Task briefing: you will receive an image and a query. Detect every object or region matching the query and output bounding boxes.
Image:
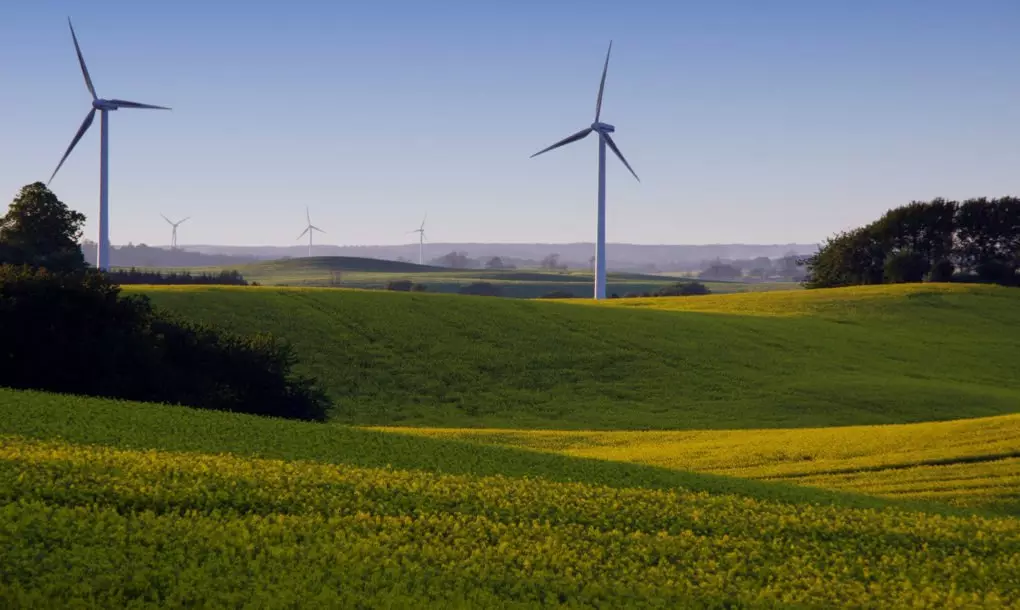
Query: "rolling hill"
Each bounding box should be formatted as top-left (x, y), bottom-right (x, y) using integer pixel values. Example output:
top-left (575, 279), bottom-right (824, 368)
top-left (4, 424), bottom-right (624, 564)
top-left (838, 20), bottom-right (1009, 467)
top-left (171, 255), bottom-right (787, 297)
top-left (2, 388), bottom-right (1018, 607)
top-left (387, 412), bottom-right (1020, 515)
top-left (132, 283), bottom-right (1020, 430)
top-left (4, 283), bottom-right (1020, 606)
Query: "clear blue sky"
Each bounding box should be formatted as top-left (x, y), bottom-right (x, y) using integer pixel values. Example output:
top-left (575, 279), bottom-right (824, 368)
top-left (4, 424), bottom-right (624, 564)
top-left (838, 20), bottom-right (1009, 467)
top-left (3, 0), bottom-right (1019, 248)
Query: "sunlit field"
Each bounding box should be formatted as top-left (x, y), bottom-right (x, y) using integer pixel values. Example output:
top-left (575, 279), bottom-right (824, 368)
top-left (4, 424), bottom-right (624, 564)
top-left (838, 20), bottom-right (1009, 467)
top-left (384, 413), bottom-right (1020, 515)
top-left (1, 390), bottom-right (1018, 608)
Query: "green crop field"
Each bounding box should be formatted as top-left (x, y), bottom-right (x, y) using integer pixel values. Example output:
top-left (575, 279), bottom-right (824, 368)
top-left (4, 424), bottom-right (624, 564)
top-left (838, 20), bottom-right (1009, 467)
top-left (1, 389), bottom-right (1019, 608)
top-left (149, 255), bottom-right (797, 297)
top-left (131, 283), bottom-right (1020, 430)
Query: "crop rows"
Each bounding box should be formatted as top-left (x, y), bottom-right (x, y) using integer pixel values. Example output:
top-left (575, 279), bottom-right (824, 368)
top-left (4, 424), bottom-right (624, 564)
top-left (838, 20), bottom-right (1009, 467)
top-left (398, 413), bottom-right (1020, 513)
top-left (1, 436), bottom-right (1019, 608)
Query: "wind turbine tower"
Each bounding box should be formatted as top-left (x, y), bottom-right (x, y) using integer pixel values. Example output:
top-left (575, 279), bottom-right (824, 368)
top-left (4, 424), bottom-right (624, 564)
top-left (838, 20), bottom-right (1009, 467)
top-left (161, 214), bottom-right (190, 250)
top-left (530, 41), bottom-right (640, 300)
top-left (297, 207), bottom-right (326, 257)
top-left (409, 214), bottom-right (427, 265)
top-left (47, 18), bottom-right (171, 270)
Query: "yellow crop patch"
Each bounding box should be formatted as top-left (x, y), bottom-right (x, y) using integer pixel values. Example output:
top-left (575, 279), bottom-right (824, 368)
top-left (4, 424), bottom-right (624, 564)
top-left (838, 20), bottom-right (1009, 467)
top-left (1, 435), bottom-right (1019, 607)
top-left (386, 413), bottom-right (1020, 512)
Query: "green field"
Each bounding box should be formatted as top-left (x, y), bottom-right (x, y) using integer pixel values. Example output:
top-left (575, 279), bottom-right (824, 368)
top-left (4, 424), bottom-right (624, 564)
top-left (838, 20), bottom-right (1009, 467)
top-left (148, 255), bottom-right (797, 298)
top-left (132, 283), bottom-right (1020, 430)
top-left (2, 389), bottom-right (1019, 607)
top-left (5, 281), bottom-right (1020, 606)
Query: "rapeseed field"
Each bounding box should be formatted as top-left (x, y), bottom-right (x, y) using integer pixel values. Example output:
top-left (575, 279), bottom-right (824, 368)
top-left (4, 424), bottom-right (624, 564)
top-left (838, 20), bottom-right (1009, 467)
top-left (2, 434), bottom-right (1019, 608)
top-left (393, 413), bottom-right (1020, 513)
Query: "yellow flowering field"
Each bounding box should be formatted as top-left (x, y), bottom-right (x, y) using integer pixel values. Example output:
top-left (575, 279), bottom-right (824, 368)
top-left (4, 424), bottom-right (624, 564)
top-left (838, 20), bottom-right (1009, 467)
top-left (386, 413), bottom-right (1020, 513)
top-left (1, 435), bottom-right (1019, 608)
top-left (587, 282), bottom-right (1012, 317)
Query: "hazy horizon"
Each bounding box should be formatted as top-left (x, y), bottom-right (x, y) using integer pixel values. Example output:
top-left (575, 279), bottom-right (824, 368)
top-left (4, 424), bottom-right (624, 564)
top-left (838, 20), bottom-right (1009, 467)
top-left (4, 1), bottom-right (1019, 248)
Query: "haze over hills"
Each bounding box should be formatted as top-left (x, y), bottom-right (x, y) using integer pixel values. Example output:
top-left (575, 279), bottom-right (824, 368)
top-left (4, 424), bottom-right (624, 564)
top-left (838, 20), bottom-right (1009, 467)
top-left (169, 242), bottom-right (817, 271)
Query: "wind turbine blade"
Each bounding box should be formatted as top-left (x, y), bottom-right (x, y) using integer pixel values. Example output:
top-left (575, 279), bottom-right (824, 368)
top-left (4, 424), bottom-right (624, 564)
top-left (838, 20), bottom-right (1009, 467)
top-left (68, 18), bottom-right (97, 100)
top-left (107, 99), bottom-right (171, 110)
top-left (297, 227), bottom-right (310, 240)
top-left (306, 206), bottom-right (311, 225)
top-left (48, 108), bottom-right (96, 185)
top-left (311, 226), bottom-right (326, 233)
top-left (161, 213), bottom-right (173, 225)
top-left (595, 41), bottom-right (612, 122)
top-left (530, 127), bottom-right (593, 158)
top-left (180, 217), bottom-right (190, 224)
top-left (603, 133), bottom-right (640, 182)
top-left (421, 212), bottom-right (427, 230)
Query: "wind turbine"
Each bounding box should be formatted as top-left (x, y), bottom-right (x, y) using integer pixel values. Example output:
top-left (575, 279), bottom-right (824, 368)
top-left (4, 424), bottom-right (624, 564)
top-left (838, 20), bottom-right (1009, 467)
top-left (297, 207), bottom-right (326, 257)
top-left (47, 18), bottom-right (171, 270)
top-left (161, 214), bottom-right (190, 250)
top-left (409, 213), bottom-right (427, 265)
top-left (530, 41), bottom-right (639, 300)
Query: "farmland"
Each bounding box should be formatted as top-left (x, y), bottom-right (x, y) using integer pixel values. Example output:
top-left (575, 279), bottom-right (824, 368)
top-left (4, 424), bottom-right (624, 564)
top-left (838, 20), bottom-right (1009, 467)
top-left (387, 412), bottom-right (1020, 515)
top-left (133, 282), bottom-right (1020, 430)
top-left (146, 255), bottom-right (796, 297)
top-left (2, 389), bottom-right (1020, 607)
top-left (5, 280), bottom-right (1020, 606)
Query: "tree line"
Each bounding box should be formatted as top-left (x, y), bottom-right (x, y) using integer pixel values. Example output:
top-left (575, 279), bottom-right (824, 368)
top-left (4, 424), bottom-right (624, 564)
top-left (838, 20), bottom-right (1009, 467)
top-left (108, 268), bottom-right (249, 285)
top-left (803, 197), bottom-right (1020, 288)
top-left (0, 183), bottom-right (328, 421)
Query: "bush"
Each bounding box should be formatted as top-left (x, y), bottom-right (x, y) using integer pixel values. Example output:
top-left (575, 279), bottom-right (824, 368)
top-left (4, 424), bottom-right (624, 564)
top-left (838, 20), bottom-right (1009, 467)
top-left (0, 265), bottom-right (329, 420)
top-left (459, 282), bottom-right (502, 297)
top-left (387, 280), bottom-right (413, 291)
top-left (539, 291), bottom-right (575, 299)
top-left (411, 283), bottom-right (427, 292)
top-left (655, 282), bottom-right (712, 297)
top-left (884, 250), bottom-right (930, 284)
top-left (927, 260), bottom-right (955, 282)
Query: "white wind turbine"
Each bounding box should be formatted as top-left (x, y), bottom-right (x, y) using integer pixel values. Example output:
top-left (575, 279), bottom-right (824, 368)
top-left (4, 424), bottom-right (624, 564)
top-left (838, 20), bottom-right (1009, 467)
top-left (47, 18), bottom-right (171, 270)
top-left (297, 207), bottom-right (326, 257)
top-left (409, 213), bottom-right (427, 265)
top-left (530, 41), bottom-right (639, 300)
top-left (161, 214), bottom-right (190, 250)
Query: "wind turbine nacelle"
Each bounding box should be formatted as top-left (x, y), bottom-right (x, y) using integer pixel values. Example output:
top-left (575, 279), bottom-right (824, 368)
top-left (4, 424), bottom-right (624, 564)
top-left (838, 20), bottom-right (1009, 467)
top-left (593, 122), bottom-right (615, 133)
top-left (93, 99), bottom-right (118, 111)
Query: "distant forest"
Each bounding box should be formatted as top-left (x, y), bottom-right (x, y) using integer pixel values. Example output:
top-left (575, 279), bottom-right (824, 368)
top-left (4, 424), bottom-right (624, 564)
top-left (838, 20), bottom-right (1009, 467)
top-left (79, 240), bottom-right (258, 268)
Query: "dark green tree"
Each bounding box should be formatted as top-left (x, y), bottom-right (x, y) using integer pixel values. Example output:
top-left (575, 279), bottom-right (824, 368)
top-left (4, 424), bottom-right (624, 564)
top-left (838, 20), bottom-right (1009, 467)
top-left (883, 250), bottom-right (929, 283)
top-left (802, 227), bottom-right (885, 288)
top-left (0, 183), bottom-right (86, 272)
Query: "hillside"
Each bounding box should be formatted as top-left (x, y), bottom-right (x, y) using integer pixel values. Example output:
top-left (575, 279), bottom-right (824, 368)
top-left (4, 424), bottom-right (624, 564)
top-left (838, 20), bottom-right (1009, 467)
top-left (178, 256), bottom-right (789, 297)
top-left (134, 283), bottom-right (1020, 430)
top-left (388, 413), bottom-right (1020, 515)
top-left (1, 389), bottom-right (1018, 607)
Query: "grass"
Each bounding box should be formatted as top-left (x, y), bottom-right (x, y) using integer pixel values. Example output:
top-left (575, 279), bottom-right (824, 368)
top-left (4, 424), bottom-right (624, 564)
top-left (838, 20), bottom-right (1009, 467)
top-left (383, 412), bottom-right (1020, 515)
top-left (130, 282), bottom-right (1020, 430)
top-left (152, 255), bottom-right (798, 297)
top-left (1, 388), bottom-right (1019, 607)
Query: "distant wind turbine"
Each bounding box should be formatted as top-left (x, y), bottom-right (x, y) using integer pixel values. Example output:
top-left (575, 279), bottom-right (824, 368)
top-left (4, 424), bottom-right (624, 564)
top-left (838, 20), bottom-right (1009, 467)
top-left (161, 214), bottom-right (190, 250)
top-left (408, 213), bottom-right (427, 265)
top-left (530, 41), bottom-right (639, 300)
top-left (47, 18), bottom-right (171, 270)
top-left (297, 207), bottom-right (326, 257)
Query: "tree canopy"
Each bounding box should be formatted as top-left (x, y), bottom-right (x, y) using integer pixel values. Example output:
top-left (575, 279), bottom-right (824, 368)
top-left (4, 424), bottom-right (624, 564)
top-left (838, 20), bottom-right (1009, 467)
top-left (0, 183), bottom-right (86, 273)
top-left (803, 197), bottom-right (1020, 288)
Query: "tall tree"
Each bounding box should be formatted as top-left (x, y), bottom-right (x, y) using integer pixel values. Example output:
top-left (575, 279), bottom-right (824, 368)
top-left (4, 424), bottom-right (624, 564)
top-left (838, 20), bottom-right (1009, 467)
top-left (0, 183), bottom-right (86, 273)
